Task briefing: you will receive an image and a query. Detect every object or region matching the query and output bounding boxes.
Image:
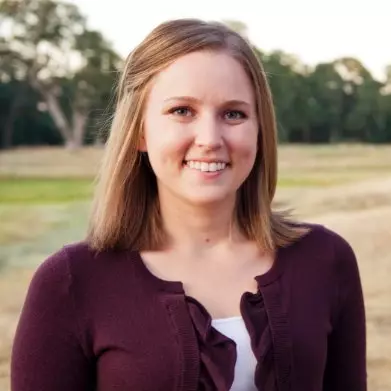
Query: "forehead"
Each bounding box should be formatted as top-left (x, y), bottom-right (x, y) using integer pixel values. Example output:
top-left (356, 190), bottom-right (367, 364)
top-left (147, 50), bottom-right (255, 104)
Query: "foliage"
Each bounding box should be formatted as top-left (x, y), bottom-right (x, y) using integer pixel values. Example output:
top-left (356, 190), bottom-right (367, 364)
top-left (0, 9), bottom-right (390, 148)
top-left (0, 0), bottom-right (120, 149)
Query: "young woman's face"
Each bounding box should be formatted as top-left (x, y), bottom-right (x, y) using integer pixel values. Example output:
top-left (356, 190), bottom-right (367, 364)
top-left (142, 50), bottom-right (258, 207)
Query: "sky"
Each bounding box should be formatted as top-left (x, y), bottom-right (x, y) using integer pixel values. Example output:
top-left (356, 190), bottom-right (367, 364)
top-left (70, 0), bottom-right (391, 81)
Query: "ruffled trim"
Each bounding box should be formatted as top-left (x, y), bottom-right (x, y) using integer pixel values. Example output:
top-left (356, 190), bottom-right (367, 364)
top-left (259, 281), bottom-right (292, 391)
top-left (183, 281), bottom-right (291, 391)
top-left (241, 290), bottom-right (277, 390)
top-left (186, 296), bottom-right (237, 391)
top-left (161, 282), bottom-right (291, 391)
top-left (157, 276), bottom-right (291, 390)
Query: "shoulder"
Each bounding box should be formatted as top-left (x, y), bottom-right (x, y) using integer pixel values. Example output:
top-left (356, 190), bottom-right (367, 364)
top-left (285, 223), bottom-right (362, 310)
top-left (294, 222), bottom-right (356, 260)
top-left (285, 222), bottom-right (359, 280)
top-left (32, 241), bottom-right (141, 292)
top-left (32, 242), bottom-right (95, 283)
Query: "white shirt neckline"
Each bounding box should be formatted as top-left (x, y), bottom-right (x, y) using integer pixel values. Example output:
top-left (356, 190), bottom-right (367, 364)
top-left (211, 316), bottom-right (258, 391)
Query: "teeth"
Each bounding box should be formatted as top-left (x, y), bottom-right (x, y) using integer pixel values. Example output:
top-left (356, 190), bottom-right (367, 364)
top-left (186, 161), bottom-right (227, 172)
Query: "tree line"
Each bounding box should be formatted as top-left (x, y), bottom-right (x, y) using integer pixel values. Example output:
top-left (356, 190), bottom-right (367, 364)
top-left (1, 0), bottom-right (390, 150)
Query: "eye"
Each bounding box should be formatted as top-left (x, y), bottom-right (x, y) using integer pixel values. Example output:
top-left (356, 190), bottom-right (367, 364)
top-left (169, 106), bottom-right (194, 117)
top-left (224, 110), bottom-right (247, 121)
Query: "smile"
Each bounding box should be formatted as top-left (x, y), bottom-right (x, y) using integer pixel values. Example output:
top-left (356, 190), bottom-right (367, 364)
top-left (184, 160), bottom-right (229, 172)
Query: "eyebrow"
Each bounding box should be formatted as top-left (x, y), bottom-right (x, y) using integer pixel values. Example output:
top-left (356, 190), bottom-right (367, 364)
top-left (163, 96), bottom-right (252, 107)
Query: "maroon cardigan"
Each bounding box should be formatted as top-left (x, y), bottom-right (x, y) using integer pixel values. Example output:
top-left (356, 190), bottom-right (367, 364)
top-left (11, 224), bottom-right (367, 390)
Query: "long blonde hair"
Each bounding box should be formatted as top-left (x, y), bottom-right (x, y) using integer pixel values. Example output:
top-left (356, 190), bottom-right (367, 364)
top-left (87, 18), bottom-right (309, 253)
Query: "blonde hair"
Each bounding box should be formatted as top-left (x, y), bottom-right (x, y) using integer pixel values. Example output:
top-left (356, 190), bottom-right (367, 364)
top-left (87, 18), bottom-right (309, 253)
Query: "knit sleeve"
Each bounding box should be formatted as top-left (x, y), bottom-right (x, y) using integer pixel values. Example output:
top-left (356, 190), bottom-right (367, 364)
top-left (323, 235), bottom-right (367, 391)
top-left (11, 248), bottom-right (94, 391)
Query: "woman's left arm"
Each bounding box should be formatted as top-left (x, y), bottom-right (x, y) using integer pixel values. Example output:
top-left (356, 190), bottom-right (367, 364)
top-left (323, 236), bottom-right (367, 391)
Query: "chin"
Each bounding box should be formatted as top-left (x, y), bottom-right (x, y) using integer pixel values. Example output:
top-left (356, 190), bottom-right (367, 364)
top-left (182, 190), bottom-right (235, 207)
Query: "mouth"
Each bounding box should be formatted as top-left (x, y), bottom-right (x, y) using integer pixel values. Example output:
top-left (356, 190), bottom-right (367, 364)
top-left (183, 160), bottom-right (231, 173)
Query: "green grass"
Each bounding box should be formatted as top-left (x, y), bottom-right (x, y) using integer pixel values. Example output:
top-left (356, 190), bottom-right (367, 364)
top-left (0, 174), bottom-right (348, 208)
top-left (0, 174), bottom-right (340, 206)
top-left (0, 177), bottom-right (94, 204)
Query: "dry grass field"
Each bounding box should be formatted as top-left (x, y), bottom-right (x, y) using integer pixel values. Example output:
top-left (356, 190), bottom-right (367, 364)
top-left (0, 144), bottom-right (390, 390)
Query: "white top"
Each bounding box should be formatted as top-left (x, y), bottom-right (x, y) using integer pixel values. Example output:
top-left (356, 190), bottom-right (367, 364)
top-left (211, 316), bottom-right (258, 391)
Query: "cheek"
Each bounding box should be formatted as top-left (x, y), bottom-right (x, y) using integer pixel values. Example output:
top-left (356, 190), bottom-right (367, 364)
top-left (144, 119), bottom-right (192, 167)
top-left (229, 127), bottom-right (258, 162)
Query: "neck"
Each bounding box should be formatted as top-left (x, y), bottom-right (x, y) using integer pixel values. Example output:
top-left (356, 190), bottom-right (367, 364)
top-left (158, 192), bottom-right (243, 256)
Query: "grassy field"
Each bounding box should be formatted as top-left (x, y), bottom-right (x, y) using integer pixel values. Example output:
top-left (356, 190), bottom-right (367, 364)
top-left (0, 145), bottom-right (391, 390)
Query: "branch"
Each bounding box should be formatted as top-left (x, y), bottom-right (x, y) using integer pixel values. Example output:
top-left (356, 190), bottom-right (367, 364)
top-left (0, 48), bottom-right (34, 67)
top-left (0, 49), bottom-right (13, 56)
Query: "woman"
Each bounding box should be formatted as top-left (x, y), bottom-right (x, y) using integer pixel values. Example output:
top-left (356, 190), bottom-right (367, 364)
top-left (11, 19), bottom-right (366, 391)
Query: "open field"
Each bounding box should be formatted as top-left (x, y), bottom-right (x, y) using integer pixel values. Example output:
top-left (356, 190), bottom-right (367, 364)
top-left (0, 145), bottom-right (390, 390)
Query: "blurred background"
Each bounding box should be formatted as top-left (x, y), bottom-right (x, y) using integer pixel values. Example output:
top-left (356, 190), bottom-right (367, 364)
top-left (0, 0), bottom-right (390, 390)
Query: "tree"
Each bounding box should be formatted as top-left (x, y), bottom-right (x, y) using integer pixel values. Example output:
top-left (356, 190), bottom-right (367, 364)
top-left (260, 50), bottom-right (311, 142)
top-left (306, 62), bottom-right (345, 142)
top-left (377, 65), bottom-right (391, 142)
top-left (0, 80), bottom-right (63, 149)
top-left (0, 80), bottom-right (26, 148)
top-left (333, 57), bottom-right (377, 142)
top-left (0, 0), bottom-right (120, 149)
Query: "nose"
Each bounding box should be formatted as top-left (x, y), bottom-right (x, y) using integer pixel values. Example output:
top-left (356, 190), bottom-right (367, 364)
top-left (194, 114), bottom-right (223, 151)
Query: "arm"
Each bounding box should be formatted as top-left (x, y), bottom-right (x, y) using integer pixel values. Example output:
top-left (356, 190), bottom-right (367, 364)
top-left (11, 248), bottom-right (94, 391)
top-left (323, 236), bottom-right (367, 391)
